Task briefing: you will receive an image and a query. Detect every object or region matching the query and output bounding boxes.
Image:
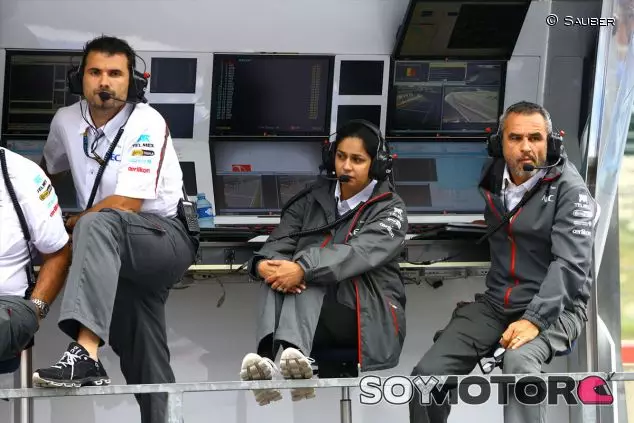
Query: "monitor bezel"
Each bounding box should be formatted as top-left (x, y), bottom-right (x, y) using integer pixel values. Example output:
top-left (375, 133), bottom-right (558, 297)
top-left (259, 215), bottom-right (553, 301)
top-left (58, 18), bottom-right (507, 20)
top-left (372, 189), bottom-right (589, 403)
top-left (209, 53), bottom-right (336, 138)
top-left (386, 58), bottom-right (507, 138)
top-left (2, 49), bottom-right (83, 141)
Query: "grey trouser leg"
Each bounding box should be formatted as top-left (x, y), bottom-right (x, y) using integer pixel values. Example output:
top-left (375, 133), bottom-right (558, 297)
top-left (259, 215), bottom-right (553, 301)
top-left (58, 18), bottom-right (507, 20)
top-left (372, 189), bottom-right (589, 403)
top-left (409, 296), bottom-right (512, 423)
top-left (502, 308), bottom-right (584, 423)
top-left (109, 282), bottom-right (172, 423)
top-left (256, 283), bottom-right (329, 357)
top-left (0, 296), bottom-right (38, 364)
top-left (58, 209), bottom-right (197, 423)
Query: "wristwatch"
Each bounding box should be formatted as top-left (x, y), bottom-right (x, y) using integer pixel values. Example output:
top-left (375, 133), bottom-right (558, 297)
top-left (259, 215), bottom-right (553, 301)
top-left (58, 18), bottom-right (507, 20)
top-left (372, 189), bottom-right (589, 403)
top-left (30, 298), bottom-right (50, 319)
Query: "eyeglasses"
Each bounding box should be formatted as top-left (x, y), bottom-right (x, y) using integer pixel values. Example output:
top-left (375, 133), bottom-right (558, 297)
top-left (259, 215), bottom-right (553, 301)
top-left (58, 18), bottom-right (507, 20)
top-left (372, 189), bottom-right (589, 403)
top-left (82, 128), bottom-right (106, 166)
top-left (474, 342), bottom-right (505, 374)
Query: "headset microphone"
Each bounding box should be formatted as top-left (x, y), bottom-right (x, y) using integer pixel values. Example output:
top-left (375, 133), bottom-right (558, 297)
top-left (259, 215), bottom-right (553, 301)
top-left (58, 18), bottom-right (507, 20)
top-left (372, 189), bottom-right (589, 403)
top-left (323, 174), bottom-right (351, 183)
top-left (522, 158), bottom-right (562, 172)
top-left (98, 91), bottom-right (137, 104)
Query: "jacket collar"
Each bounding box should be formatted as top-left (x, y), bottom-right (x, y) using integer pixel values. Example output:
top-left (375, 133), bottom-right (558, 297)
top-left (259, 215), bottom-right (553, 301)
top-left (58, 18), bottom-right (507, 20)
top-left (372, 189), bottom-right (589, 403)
top-left (479, 152), bottom-right (566, 194)
top-left (311, 176), bottom-right (393, 223)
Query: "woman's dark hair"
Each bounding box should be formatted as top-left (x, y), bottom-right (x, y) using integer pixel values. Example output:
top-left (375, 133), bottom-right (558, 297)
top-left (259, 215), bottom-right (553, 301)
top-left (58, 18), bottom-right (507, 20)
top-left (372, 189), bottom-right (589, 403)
top-left (334, 121), bottom-right (380, 158)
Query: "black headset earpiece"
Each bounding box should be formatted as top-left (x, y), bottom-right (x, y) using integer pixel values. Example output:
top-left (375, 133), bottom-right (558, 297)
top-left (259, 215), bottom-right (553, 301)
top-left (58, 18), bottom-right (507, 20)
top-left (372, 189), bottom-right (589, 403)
top-left (321, 119), bottom-right (394, 181)
top-left (66, 54), bottom-right (149, 103)
top-left (486, 126), bottom-right (564, 164)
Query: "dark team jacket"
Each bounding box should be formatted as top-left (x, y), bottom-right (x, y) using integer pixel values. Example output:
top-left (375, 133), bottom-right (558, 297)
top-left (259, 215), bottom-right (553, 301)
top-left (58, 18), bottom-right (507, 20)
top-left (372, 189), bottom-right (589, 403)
top-left (248, 177), bottom-right (408, 371)
top-left (478, 153), bottom-right (598, 331)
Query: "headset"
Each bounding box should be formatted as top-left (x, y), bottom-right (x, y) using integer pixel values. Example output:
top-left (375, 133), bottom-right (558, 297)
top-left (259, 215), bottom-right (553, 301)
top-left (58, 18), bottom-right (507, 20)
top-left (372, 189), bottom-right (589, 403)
top-left (67, 47), bottom-right (149, 103)
top-left (321, 119), bottom-right (394, 181)
top-left (486, 117), bottom-right (564, 164)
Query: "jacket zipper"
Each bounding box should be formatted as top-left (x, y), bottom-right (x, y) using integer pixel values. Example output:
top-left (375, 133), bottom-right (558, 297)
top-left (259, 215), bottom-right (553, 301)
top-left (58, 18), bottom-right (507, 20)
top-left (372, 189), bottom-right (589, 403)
top-left (485, 190), bottom-right (521, 308)
top-left (344, 191), bottom-right (392, 369)
top-left (354, 279), bottom-right (362, 367)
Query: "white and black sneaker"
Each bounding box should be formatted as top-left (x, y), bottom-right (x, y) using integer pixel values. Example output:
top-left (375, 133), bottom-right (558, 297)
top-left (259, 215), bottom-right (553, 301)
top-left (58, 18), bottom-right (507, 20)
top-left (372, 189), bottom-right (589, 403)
top-left (32, 342), bottom-right (110, 388)
top-left (240, 353), bottom-right (282, 405)
top-left (280, 347), bottom-right (316, 401)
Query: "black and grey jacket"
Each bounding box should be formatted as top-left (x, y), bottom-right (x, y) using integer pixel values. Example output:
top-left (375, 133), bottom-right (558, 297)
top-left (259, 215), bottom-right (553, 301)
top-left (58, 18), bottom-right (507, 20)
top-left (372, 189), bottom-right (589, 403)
top-left (248, 177), bottom-right (408, 371)
top-left (478, 153), bottom-right (598, 331)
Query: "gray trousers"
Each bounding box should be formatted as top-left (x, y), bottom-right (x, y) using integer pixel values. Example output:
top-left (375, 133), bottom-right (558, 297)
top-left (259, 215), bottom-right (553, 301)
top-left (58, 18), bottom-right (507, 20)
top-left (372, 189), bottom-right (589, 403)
top-left (57, 209), bottom-right (197, 423)
top-left (409, 294), bottom-right (584, 423)
top-left (0, 296), bottom-right (38, 366)
top-left (256, 283), bottom-right (356, 359)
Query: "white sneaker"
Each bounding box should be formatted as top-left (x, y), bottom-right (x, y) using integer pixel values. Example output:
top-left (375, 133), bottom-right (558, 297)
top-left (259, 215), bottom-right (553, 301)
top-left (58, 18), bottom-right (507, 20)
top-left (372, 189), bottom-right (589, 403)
top-left (279, 347), bottom-right (316, 401)
top-left (240, 353), bottom-right (282, 405)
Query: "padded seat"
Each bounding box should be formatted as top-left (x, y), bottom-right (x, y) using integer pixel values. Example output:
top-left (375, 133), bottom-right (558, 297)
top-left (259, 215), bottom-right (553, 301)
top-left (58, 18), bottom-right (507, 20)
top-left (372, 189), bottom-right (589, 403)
top-left (0, 355), bottom-right (21, 374)
top-left (311, 347), bottom-right (358, 378)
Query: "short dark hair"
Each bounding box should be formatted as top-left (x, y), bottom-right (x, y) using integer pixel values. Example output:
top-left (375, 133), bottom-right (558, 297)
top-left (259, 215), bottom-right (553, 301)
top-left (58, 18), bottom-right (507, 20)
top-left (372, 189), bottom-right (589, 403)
top-left (80, 35), bottom-right (136, 72)
top-left (499, 101), bottom-right (552, 134)
top-left (334, 120), bottom-right (381, 159)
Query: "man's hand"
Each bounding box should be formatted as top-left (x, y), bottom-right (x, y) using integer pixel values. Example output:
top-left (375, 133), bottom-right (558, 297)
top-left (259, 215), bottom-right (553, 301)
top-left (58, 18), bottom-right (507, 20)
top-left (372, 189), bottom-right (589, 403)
top-left (265, 260), bottom-right (306, 294)
top-left (500, 319), bottom-right (540, 349)
top-left (257, 260), bottom-right (280, 280)
top-left (65, 214), bottom-right (80, 232)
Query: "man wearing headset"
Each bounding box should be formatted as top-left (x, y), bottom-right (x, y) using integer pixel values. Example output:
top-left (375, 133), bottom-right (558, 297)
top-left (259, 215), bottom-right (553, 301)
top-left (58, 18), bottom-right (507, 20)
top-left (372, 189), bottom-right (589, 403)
top-left (409, 101), bottom-right (598, 423)
top-left (34, 35), bottom-right (199, 423)
top-left (240, 120), bottom-right (407, 405)
top-left (0, 147), bottom-right (71, 370)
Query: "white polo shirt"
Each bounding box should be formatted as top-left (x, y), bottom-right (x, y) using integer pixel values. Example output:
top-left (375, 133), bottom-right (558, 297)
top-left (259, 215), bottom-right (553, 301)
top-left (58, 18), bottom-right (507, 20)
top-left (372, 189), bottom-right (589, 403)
top-left (43, 101), bottom-right (183, 218)
top-left (0, 148), bottom-right (69, 297)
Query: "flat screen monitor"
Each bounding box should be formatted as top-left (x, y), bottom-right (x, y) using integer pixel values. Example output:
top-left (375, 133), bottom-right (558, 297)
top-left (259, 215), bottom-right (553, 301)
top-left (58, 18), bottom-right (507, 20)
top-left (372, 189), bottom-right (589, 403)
top-left (3, 140), bottom-right (81, 212)
top-left (211, 140), bottom-right (322, 215)
top-left (2, 51), bottom-right (82, 138)
top-left (210, 54), bottom-right (334, 136)
top-left (150, 57), bottom-right (197, 94)
top-left (179, 161), bottom-right (198, 196)
top-left (388, 60), bottom-right (504, 136)
top-left (390, 141), bottom-right (489, 213)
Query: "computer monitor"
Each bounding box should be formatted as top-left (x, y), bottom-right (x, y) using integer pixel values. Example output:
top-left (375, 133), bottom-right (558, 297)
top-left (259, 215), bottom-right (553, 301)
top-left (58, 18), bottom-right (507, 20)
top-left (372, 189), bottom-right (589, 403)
top-left (3, 140), bottom-right (81, 212)
top-left (179, 161), bottom-right (198, 196)
top-left (390, 140), bottom-right (489, 213)
top-left (210, 54), bottom-right (334, 137)
top-left (211, 140), bottom-right (322, 215)
top-left (388, 60), bottom-right (505, 136)
top-left (2, 51), bottom-right (82, 138)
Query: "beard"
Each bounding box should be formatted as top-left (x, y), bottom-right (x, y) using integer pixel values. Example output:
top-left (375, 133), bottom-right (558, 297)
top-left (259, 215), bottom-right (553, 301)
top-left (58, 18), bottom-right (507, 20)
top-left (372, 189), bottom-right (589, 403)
top-left (510, 157), bottom-right (546, 180)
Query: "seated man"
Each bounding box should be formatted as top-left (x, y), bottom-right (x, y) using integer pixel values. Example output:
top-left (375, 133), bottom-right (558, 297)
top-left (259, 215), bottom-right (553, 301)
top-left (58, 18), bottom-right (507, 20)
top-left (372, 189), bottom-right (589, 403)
top-left (32, 35), bottom-right (199, 423)
top-left (0, 147), bottom-right (71, 367)
top-left (409, 101), bottom-right (598, 423)
top-left (240, 120), bottom-right (408, 405)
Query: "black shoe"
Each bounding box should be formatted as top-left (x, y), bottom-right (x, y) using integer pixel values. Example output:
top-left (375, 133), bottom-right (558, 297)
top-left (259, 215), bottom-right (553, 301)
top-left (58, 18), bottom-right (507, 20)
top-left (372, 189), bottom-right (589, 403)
top-left (32, 342), bottom-right (111, 388)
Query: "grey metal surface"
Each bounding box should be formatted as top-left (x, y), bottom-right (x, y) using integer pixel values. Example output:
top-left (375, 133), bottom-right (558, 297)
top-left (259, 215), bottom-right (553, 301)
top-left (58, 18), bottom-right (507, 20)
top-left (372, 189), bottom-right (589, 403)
top-left (13, 349), bottom-right (32, 423)
top-left (341, 387), bottom-right (352, 423)
top-left (0, 372), bottom-right (631, 400)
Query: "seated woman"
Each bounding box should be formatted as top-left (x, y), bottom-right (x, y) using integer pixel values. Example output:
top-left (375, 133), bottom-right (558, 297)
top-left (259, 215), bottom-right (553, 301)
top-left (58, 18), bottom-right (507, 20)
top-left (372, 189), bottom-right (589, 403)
top-left (240, 120), bottom-right (408, 405)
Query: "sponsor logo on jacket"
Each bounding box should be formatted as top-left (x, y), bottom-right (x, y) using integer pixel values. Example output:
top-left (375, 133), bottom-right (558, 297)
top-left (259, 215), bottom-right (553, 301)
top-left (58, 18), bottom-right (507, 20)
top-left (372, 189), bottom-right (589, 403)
top-left (131, 149), bottom-right (154, 157)
top-left (39, 184), bottom-right (52, 201)
top-left (128, 166), bottom-right (150, 173)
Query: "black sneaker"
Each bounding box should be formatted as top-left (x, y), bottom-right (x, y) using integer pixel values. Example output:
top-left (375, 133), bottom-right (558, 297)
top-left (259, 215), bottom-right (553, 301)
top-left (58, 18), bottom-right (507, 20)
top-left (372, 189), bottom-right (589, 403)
top-left (32, 342), bottom-right (111, 388)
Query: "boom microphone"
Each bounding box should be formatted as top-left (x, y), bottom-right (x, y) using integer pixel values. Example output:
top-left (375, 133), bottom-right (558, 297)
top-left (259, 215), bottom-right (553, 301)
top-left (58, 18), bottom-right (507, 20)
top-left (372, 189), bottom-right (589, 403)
top-left (323, 174), bottom-right (351, 183)
top-left (98, 91), bottom-right (136, 104)
top-left (522, 160), bottom-right (561, 172)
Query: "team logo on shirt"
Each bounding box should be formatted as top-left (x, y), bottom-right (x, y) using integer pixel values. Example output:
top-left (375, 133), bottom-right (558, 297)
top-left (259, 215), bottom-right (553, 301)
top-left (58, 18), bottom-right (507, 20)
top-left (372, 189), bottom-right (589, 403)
top-left (131, 149), bottom-right (155, 157)
top-left (129, 157), bottom-right (153, 165)
top-left (39, 184), bottom-right (52, 201)
top-left (36, 179), bottom-right (49, 194)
